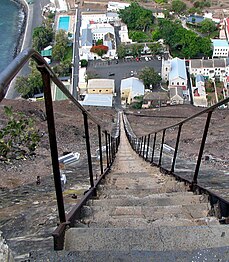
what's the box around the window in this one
[99,90,102,92]
[182,82,184,85]
[172,82,174,85]
[177,82,179,85]
[93,89,95,92]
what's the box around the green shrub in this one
[0,106,40,160]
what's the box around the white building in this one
[189,58,229,81]
[121,77,144,104]
[107,1,130,12]
[119,24,132,44]
[169,58,187,91]
[193,74,207,107]
[212,39,229,58]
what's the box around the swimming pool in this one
[58,16,70,31]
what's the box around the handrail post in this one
[37,65,66,223]
[83,112,94,188]
[171,124,182,173]
[98,125,103,176]
[139,136,143,156]
[151,133,157,164]
[146,134,150,161]
[108,134,111,164]
[105,131,109,168]
[143,136,146,159]
[192,111,213,184]
[159,130,166,166]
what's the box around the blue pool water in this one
[58,16,70,31]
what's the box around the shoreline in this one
[10,0,29,58]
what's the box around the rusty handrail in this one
[0,48,107,130]
[0,48,120,250]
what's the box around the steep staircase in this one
[30,118,229,261]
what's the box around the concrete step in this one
[102,172,184,191]
[98,191,196,200]
[81,216,207,228]
[80,203,211,222]
[29,246,229,262]
[64,226,229,252]
[88,194,207,207]
[98,182,189,194]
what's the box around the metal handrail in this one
[0,48,107,129]
[123,97,229,219]
[0,48,120,250]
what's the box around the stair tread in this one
[88,194,206,207]
[81,203,210,221]
[29,247,229,262]
[65,226,229,251]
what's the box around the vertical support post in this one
[159,130,166,166]
[193,111,213,184]
[139,137,143,156]
[105,131,109,168]
[98,125,103,175]
[83,112,94,188]
[171,124,182,173]
[146,134,151,161]
[142,136,146,159]
[108,134,111,164]
[151,133,157,164]
[38,65,66,223]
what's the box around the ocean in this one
[0,0,24,72]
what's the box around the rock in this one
[0,232,15,262]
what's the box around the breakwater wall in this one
[11,0,28,57]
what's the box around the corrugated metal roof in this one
[144,91,169,100]
[170,86,183,98]
[214,59,226,67]
[196,74,205,83]
[81,28,93,46]
[81,94,113,107]
[212,39,229,47]
[88,79,115,90]
[202,60,214,68]
[169,58,187,81]
[190,59,202,68]
[121,77,144,97]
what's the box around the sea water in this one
[0,0,24,72]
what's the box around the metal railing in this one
[0,48,120,250]
[123,99,229,220]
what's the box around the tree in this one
[15,68,43,98]
[129,31,149,42]
[52,30,71,61]
[90,45,108,57]
[80,59,88,67]
[130,44,143,57]
[148,43,162,55]
[171,0,187,13]
[118,3,154,32]
[32,26,53,51]
[199,19,217,35]
[139,67,162,89]
[117,44,127,59]
[53,60,72,77]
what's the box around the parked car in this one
[109,72,115,76]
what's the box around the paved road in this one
[72,8,81,99]
[6,0,50,99]
[87,58,162,106]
